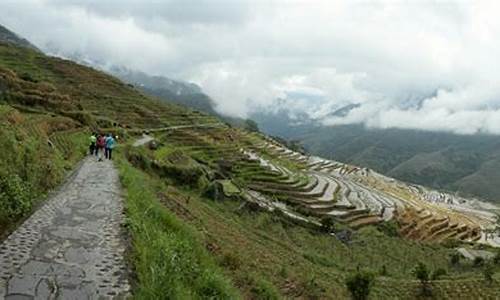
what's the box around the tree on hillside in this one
[473,256,484,267]
[345,270,374,300]
[412,262,431,296]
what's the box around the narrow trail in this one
[0,157,130,299]
[128,122,225,134]
[132,134,154,147]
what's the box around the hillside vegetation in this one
[0,41,219,234]
[1,41,500,299]
[252,115,500,204]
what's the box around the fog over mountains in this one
[3,2,500,203]
[2,1,500,135]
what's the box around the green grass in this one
[0,105,86,235]
[120,127,500,298]
[2,40,500,299]
[133,174,500,299]
[116,155,240,299]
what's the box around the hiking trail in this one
[0,157,130,299]
[132,134,154,147]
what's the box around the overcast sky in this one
[1,0,500,134]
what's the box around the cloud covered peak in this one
[1,0,500,134]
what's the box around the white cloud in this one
[1,0,500,134]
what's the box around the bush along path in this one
[0,157,130,298]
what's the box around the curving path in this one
[128,122,225,134]
[0,157,130,299]
[132,134,154,147]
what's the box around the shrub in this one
[379,265,388,277]
[483,264,494,284]
[320,217,336,233]
[431,268,447,280]
[376,220,400,237]
[493,250,500,265]
[345,270,374,300]
[0,173,32,221]
[412,262,431,296]
[473,256,484,267]
[19,72,38,83]
[450,252,461,266]
[160,163,209,189]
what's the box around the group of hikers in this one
[89,133,117,161]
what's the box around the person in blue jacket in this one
[104,134,116,160]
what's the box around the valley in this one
[0,37,500,298]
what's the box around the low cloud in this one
[1,0,500,134]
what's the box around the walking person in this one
[89,133,97,155]
[96,134,106,162]
[104,134,110,159]
[105,133,116,160]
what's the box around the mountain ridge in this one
[252,110,500,203]
[1,25,500,299]
[0,24,39,51]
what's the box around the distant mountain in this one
[327,103,360,117]
[108,67,219,116]
[0,24,39,51]
[110,66,202,95]
[44,49,257,130]
[252,109,500,203]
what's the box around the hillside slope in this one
[1,40,500,298]
[252,115,500,203]
[0,40,220,233]
[0,24,38,51]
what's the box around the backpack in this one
[97,136,106,147]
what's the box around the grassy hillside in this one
[0,41,236,297]
[120,126,500,299]
[0,41,219,235]
[0,104,86,235]
[1,41,500,299]
[0,24,39,51]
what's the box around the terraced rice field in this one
[239,133,500,246]
[143,126,500,247]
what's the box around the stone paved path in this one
[0,157,130,299]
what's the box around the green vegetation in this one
[494,250,500,265]
[431,268,447,280]
[122,121,500,298]
[0,39,218,235]
[117,156,239,299]
[450,251,461,266]
[1,40,500,299]
[120,141,500,298]
[483,264,494,284]
[473,256,485,267]
[0,104,86,234]
[253,116,500,203]
[0,173,31,222]
[412,262,431,296]
[345,270,374,300]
